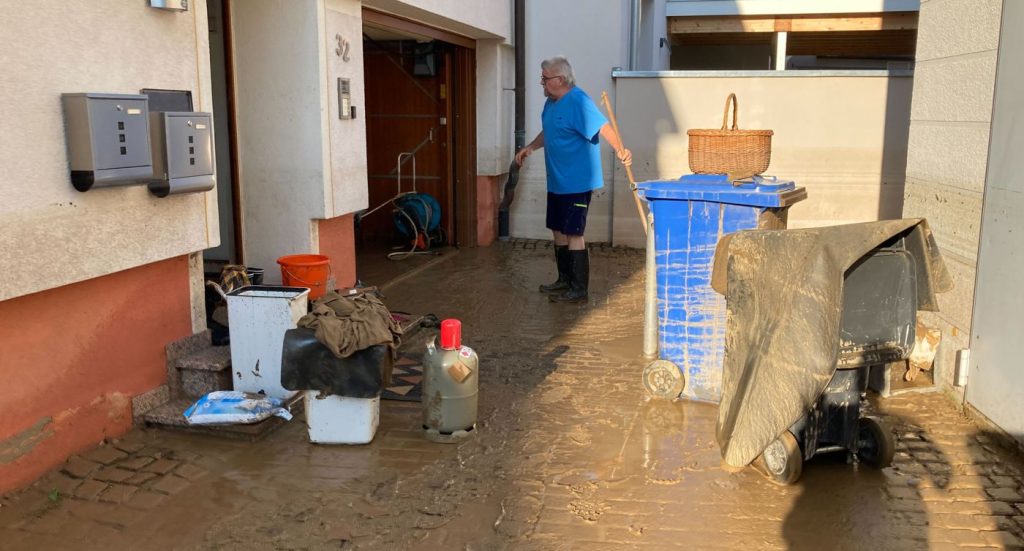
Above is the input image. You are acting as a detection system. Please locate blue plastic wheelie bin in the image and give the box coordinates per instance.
[636,174,807,402]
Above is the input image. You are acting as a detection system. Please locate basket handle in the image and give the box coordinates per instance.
[720,93,739,131]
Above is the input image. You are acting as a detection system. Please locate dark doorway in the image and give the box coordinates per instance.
[361,36,453,244]
[205,0,243,267]
[358,10,476,285]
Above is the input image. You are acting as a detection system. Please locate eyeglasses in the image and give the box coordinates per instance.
[541,75,562,83]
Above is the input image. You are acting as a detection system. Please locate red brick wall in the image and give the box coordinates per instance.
[0,256,193,494]
[318,213,357,289]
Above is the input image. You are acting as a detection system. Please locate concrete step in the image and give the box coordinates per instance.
[143,394,304,442]
[175,346,232,398]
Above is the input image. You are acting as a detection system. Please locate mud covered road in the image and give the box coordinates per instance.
[2,242,1023,550]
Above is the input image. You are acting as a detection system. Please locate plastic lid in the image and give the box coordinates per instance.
[440,319,462,350]
[635,174,805,208]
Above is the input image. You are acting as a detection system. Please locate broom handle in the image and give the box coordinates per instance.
[600,91,647,235]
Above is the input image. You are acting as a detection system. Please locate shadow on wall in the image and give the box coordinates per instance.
[879,75,911,219]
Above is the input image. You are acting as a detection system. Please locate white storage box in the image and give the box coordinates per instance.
[304,391,380,444]
[226,286,309,399]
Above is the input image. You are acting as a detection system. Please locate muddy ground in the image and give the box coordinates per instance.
[2,242,1023,550]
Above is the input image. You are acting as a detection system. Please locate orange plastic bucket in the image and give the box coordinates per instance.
[276,254,332,299]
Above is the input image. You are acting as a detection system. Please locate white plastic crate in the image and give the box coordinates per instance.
[304,391,380,444]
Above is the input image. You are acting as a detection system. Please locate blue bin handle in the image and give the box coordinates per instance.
[731,174,778,188]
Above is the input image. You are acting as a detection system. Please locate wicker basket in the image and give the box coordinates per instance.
[687,93,773,177]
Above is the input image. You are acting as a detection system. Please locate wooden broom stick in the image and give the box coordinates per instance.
[600,91,647,234]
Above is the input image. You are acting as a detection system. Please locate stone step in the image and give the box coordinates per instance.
[143,394,304,442]
[175,346,232,398]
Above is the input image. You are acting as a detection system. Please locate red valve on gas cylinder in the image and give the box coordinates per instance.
[440,319,462,350]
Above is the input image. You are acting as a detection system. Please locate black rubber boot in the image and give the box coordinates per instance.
[550,249,589,303]
[539,245,571,294]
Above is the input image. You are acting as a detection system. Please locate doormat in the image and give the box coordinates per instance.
[382,353,423,402]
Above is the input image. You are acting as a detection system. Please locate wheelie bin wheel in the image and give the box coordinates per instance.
[857,416,895,468]
[642,360,684,399]
[756,431,803,485]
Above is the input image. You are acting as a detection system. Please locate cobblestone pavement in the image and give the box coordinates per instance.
[1,242,1023,550]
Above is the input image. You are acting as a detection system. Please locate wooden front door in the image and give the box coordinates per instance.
[362,39,452,245]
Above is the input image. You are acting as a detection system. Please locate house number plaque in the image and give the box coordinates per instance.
[335,34,351,62]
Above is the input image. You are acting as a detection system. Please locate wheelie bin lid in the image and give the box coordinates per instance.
[636,174,806,208]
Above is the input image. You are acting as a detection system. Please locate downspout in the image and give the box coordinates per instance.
[626,0,656,357]
[498,0,525,239]
[628,0,641,70]
[513,0,525,155]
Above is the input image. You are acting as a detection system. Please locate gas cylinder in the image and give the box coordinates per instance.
[422,319,478,441]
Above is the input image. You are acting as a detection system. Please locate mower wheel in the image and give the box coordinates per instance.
[756,430,803,486]
[857,417,896,468]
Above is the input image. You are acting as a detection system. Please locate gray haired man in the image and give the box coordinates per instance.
[515,56,632,303]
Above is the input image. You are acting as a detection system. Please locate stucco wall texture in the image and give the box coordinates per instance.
[0,0,212,493]
[0,0,216,303]
[231,0,336,283]
[902,0,1003,395]
[0,257,193,494]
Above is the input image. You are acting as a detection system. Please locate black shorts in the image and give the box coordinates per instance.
[546,191,593,236]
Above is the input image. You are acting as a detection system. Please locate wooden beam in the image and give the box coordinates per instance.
[792,13,918,32]
[672,32,774,46]
[786,30,917,57]
[670,12,918,34]
[670,15,775,33]
[362,8,476,50]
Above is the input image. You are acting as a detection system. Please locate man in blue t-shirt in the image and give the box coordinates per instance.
[515,56,632,303]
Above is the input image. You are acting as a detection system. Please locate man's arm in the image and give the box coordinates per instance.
[515,131,544,167]
[599,123,632,166]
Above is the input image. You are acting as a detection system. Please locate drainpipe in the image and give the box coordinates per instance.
[628,0,641,70]
[498,0,525,239]
[513,0,525,154]
[626,0,655,357]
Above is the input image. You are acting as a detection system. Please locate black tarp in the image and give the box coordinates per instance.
[710,219,952,468]
[280,328,387,398]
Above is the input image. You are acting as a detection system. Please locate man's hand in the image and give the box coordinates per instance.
[617,148,633,167]
[515,146,533,167]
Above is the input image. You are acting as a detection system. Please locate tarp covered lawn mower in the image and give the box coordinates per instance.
[711,219,952,485]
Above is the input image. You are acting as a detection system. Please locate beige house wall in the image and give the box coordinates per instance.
[609,72,913,247]
[902,0,1003,395]
[231,0,336,282]
[476,40,516,176]
[0,0,216,302]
